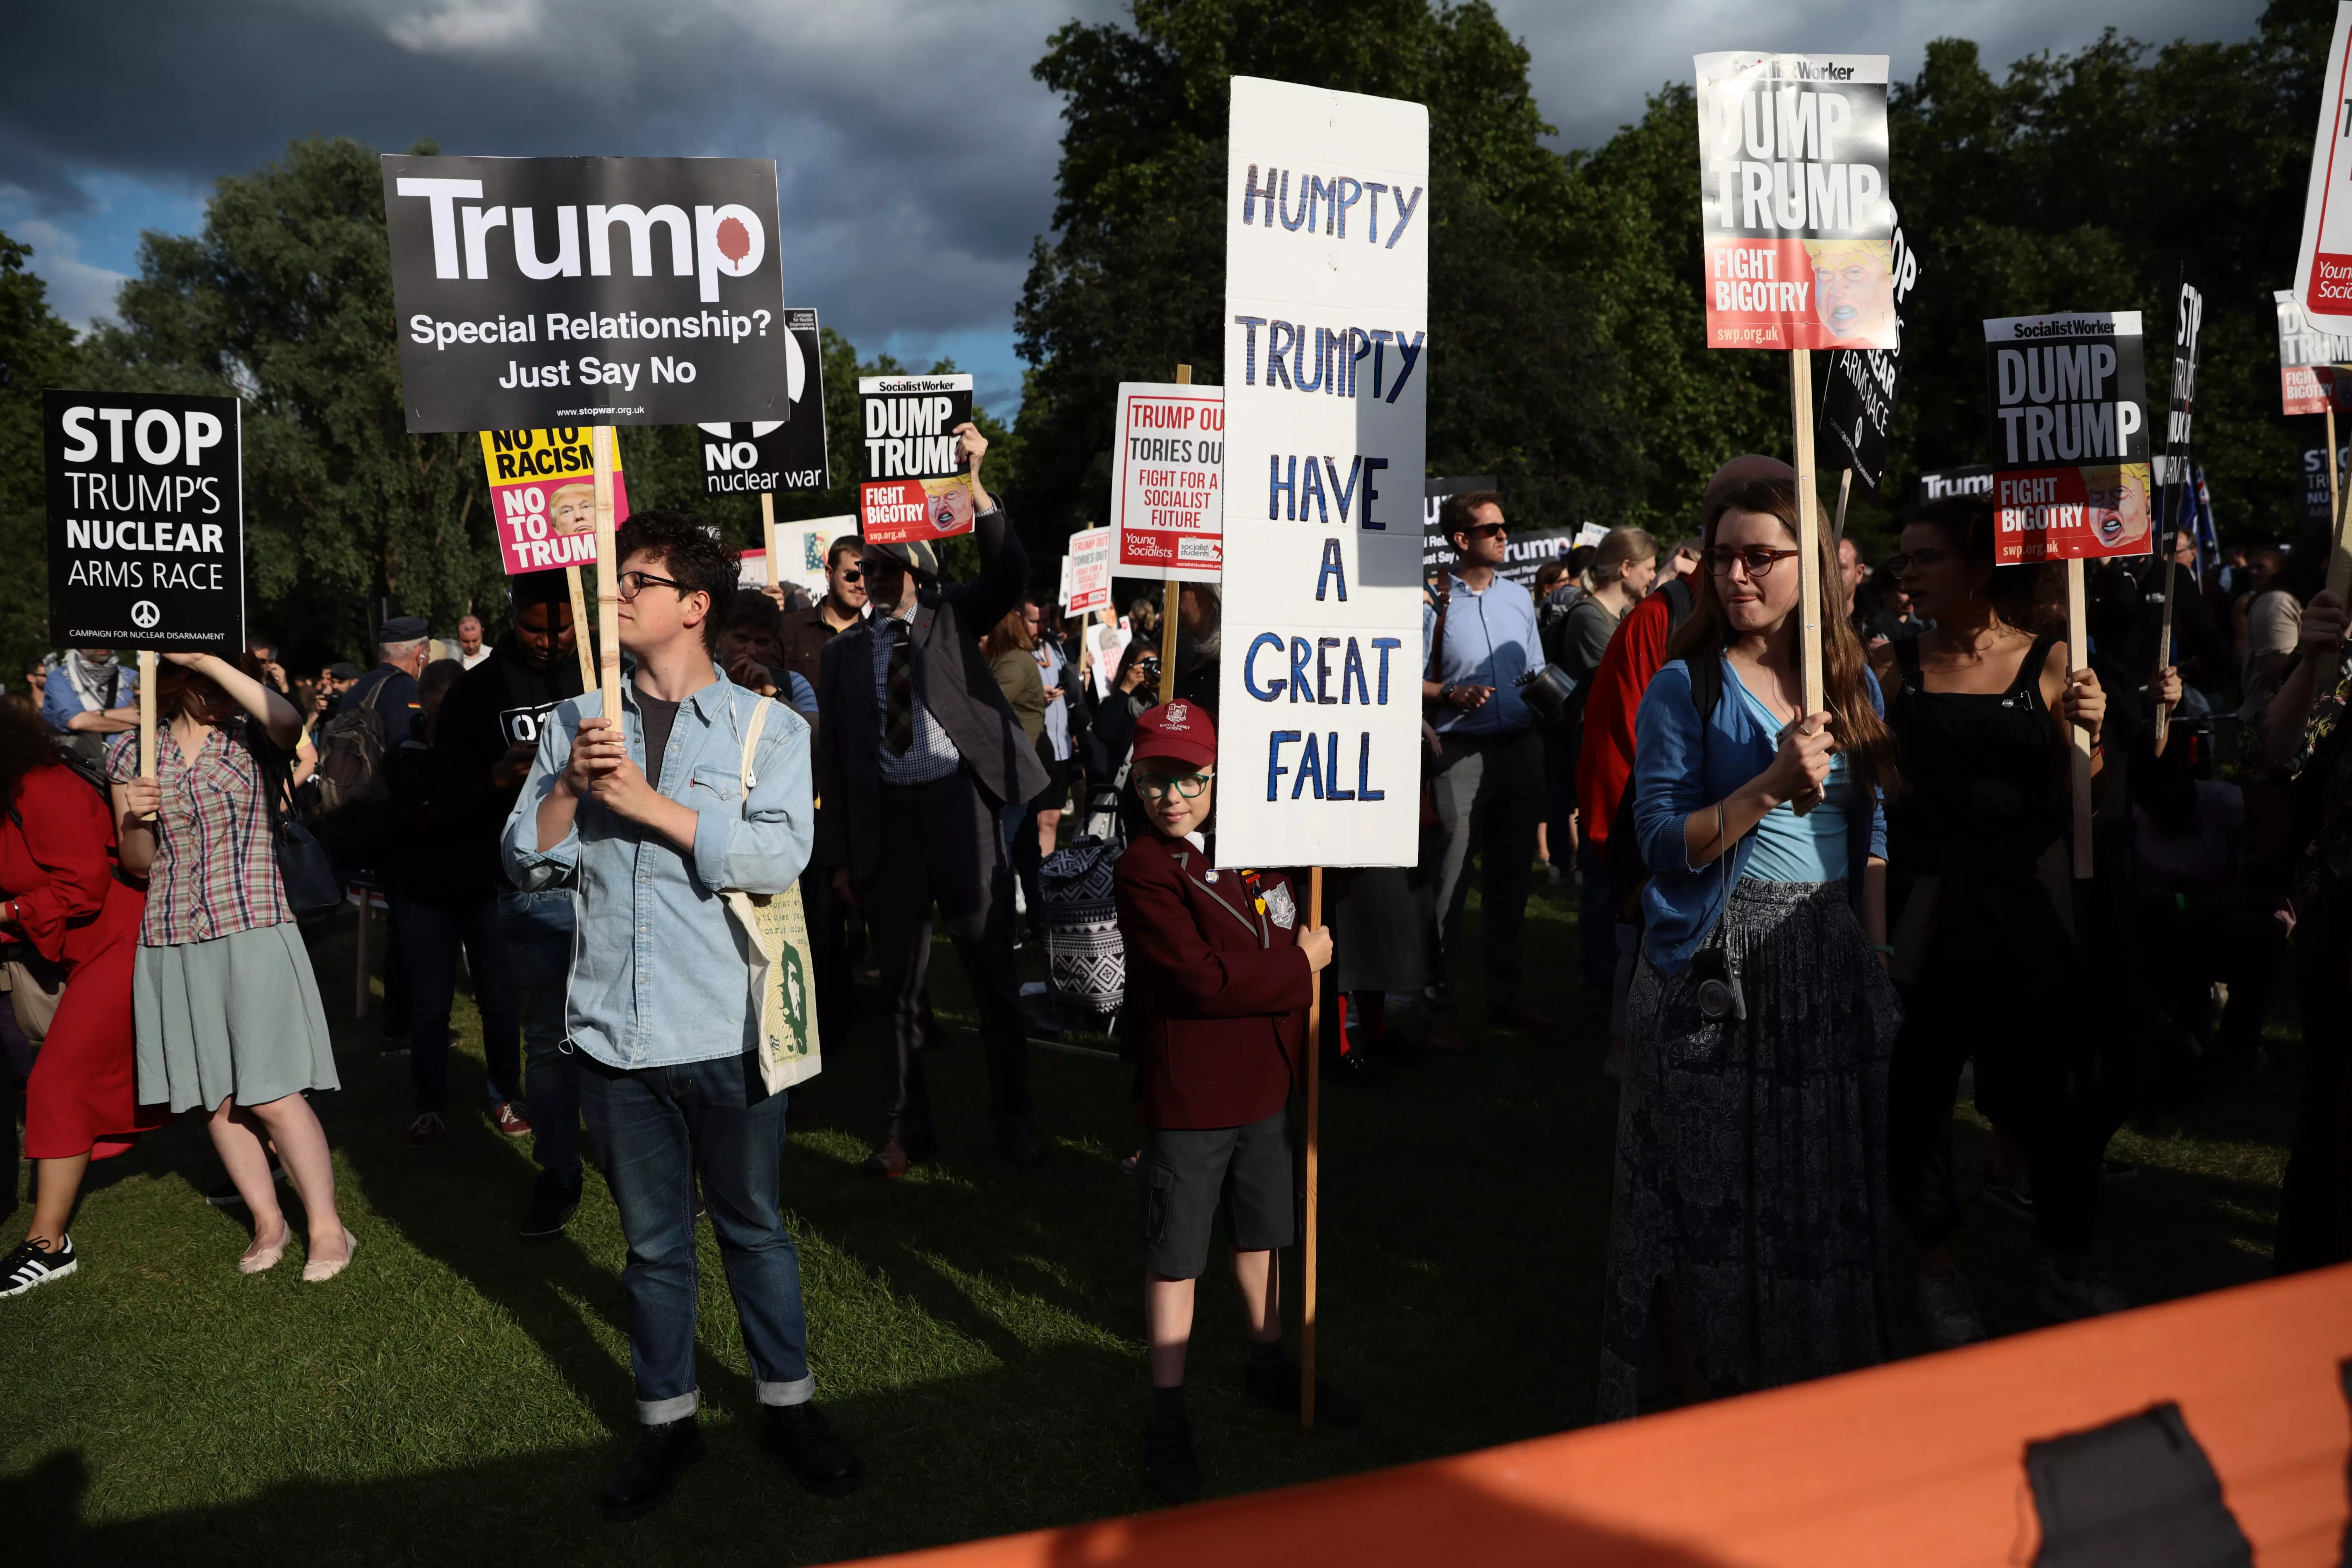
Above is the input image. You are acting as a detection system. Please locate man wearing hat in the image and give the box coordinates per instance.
[813,423,1049,1176]
[1110,700,1350,1503]
[338,614,432,749]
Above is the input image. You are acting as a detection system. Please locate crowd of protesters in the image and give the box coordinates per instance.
[2,422,2348,1518]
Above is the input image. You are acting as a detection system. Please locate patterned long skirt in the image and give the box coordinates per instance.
[1597,878,1902,1420]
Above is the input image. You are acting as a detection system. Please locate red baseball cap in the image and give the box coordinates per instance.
[1132,700,1216,770]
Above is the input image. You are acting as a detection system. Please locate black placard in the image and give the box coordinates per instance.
[699,308,830,495]
[1820,221,1921,496]
[46,390,245,653]
[1420,474,1500,574]
[382,154,791,434]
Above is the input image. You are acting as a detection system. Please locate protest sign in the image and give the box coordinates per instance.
[1066,526,1113,616]
[1218,75,1427,873]
[1419,475,1499,575]
[1914,464,1994,505]
[381,154,790,433]
[478,426,628,573]
[858,373,975,544]
[739,515,857,599]
[46,390,244,654]
[2152,281,2204,737]
[698,307,830,497]
[2294,4,2352,332]
[1980,311,2153,565]
[1089,618,1132,701]
[1693,53,1897,353]
[2275,289,2352,414]
[1111,382,1224,580]
[1819,218,1920,495]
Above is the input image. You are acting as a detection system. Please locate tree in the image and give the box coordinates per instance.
[1015,0,1639,563]
[0,231,85,675]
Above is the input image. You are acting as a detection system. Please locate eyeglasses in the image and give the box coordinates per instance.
[1704,546,1802,578]
[616,570,687,601]
[1136,771,1214,800]
[1888,547,1956,573]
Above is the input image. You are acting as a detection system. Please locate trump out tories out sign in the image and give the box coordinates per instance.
[1216,76,1427,870]
[382,154,792,433]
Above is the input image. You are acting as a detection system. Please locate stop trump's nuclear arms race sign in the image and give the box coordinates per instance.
[381,154,792,433]
[46,390,245,653]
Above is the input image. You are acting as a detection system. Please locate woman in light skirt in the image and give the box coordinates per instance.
[110,651,352,1280]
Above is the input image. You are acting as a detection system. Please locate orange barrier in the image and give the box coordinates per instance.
[841,1265,2352,1568]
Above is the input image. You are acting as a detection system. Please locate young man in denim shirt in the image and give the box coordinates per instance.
[502,509,862,1521]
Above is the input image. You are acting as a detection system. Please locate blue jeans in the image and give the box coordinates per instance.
[397,893,519,1114]
[499,889,581,1181]
[578,1050,814,1424]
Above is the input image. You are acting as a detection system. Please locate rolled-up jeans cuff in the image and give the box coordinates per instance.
[637,1390,699,1425]
[756,1374,815,1408]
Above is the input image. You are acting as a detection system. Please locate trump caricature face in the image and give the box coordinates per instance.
[928,477,975,536]
[2081,464,2151,552]
[1803,238,1897,346]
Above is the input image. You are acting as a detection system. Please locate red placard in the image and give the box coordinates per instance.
[1991,465,2152,565]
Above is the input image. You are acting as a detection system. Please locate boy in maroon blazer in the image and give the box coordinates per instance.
[1111,700,1353,1505]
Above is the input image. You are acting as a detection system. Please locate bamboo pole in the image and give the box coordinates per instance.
[564,566,594,694]
[1790,350,1825,717]
[762,490,780,591]
[591,426,623,720]
[2067,559,2094,880]
[1159,363,1192,706]
[1830,466,1852,548]
[136,649,157,819]
[1301,864,1323,1430]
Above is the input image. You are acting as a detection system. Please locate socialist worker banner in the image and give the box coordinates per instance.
[477,427,629,574]
[1981,312,2152,565]
[382,155,791,433]
[858,373,975,545]
[1694,52,1897,352]
[2275,289,2352,415]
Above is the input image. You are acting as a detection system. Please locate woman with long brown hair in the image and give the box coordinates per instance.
[1598,476,1903,1417]
[0,701,162,1296]
[110,652,352,1281]
[1872,495,2137,1343]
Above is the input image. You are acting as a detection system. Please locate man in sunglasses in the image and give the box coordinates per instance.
[778,534,870,696]
[812,422,1049,1177]
[1420,490,1549,1042]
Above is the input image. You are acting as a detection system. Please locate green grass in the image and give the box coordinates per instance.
[1,875,2299,1564]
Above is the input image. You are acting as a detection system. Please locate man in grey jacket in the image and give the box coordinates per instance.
[815,424,1047,1176]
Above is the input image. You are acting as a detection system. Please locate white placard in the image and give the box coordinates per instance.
[1111,382,1225,580]
[1090,619,1132,702]
[738,514,858,597]
[2296,3,2352,330]
[1067,525,1113,615]
[1215,77,1427,870]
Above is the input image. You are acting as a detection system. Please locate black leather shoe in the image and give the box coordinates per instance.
[998,1126,1044,1167]
[766,1404,865,1497]
[597,1416,704,1522]
[1244,1358,1360,1426]
[519,1171,584,1244]
[1143,1406,1202,1504]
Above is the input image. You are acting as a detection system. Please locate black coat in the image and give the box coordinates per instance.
[814,505,1050,879]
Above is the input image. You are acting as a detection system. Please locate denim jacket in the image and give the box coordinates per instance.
[1631,655,1886,976]
[500,669,814,1069]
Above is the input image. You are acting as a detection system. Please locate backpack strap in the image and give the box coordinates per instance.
[1661,576,1695,643]
[1687,648,1724,726]
[1423,570,1451,683]
[737,695,773,793]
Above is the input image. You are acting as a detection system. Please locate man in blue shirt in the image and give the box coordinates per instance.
[40,647,139,765]
[503,509,863,1521]
[1420,491,1550,1041]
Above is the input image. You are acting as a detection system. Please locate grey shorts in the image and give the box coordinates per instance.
[1139,1110,1295,1280]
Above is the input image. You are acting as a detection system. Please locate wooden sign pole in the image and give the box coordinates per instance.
[1790,350,1825,718]
[1830,466,1853,548]
[2066,559,2095,879]
[1300,864,1323,1430]
[2154,477,2183,742]
[590,426,623,720]
[136,649,157,819]
[1158,363,1193,706]
[564,567,594,694]
[761,490,781,592]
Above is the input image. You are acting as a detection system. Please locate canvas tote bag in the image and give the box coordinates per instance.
[720,700,823,1096]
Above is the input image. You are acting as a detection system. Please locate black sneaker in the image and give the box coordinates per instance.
[204,1157,288,1206]
[597,1416,704,1523]
[1143,1405,1202,1505]
[1,1234,77,1297]
[1243,1355,1360,1426]
[1982,1174,2035,1224]
[519,1171,585,1245]
[764,1404,864,1497]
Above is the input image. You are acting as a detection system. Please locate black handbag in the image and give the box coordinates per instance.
[255,731,342,917]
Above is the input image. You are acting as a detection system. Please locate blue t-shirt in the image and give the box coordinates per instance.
[1726,665,1850,883]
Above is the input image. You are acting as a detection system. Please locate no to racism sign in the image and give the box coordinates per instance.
[477,427,629,574]
[857,373,975,545]
[2275,289,2352,415]
[1110,382,1224,581]
[1981,311,2152,564]
[1694,52,1897,352]
[1819,218,1920,495]
[699,307,830,495]
[46,391,245,652]
[1217,76,1427,870]
[382,154,791,433]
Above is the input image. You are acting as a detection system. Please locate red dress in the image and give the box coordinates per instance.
[4,764,163,1160]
